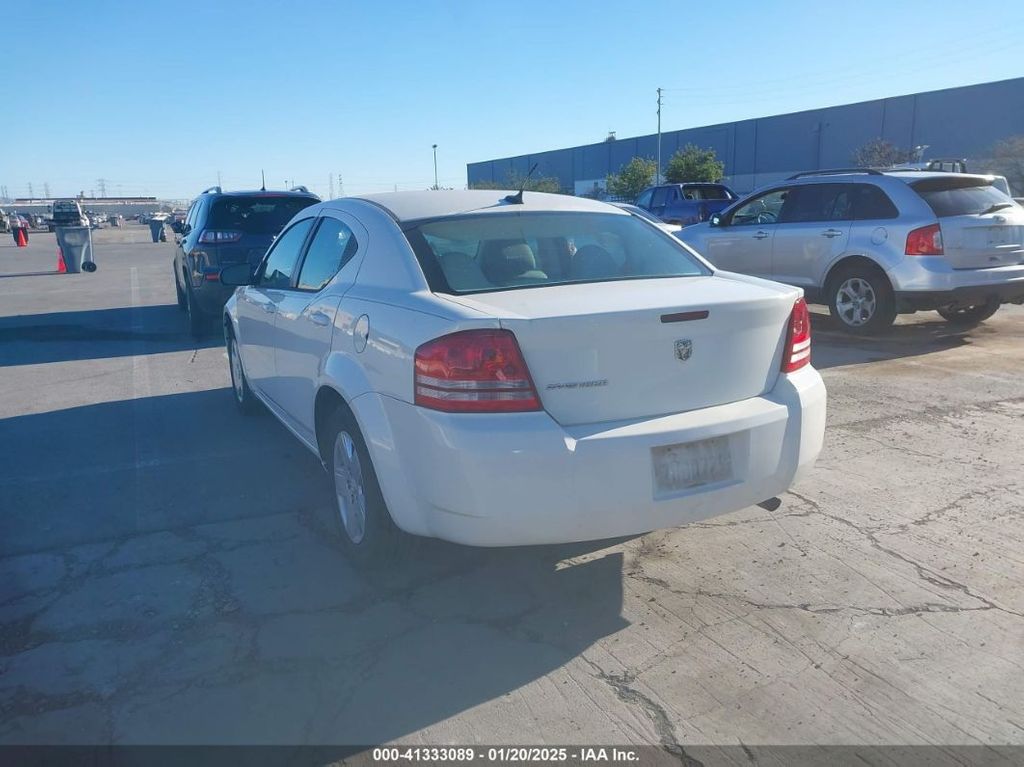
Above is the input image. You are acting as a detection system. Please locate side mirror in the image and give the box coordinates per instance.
[181,224,192,236]
[709,214,722,227]
[220,263,254,287]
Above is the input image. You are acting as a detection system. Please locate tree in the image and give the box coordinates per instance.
[851,138,909,168]
[663,144,725,184]
[606,157,657,201]
[470,172,563,194]
[987,135,1024,196]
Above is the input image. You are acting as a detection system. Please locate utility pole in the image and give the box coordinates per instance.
[338,175,344,197]
[656,87,663,185]
[43,182,50,198]
[28,182,34,199]
[217,171,222,189]
[432,144,439,190]
[97,178,108,197]
[328,173,334,200]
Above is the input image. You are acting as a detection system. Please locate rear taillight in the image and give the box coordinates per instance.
[414,329,541,413]
[782,298,811,373]
[198,229,242,244]
[905,223,943,256]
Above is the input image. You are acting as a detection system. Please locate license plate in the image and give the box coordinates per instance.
[989,227,1011,247]
[652,436,733,496]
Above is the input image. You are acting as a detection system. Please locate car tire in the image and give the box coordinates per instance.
[937,297,1000,327]
[174,267,186,311]
[184,279,206,337]
[827,262,897,335]
[226,332,259,415]
[324,408,405,565]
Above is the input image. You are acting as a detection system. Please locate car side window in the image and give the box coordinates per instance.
[852,184,899,220]
[296,217,359,291]
[650,187,670,208]
[635,189,653,209]
[257,218,314,289]
[729,189,788,225]
[780,184,853,223]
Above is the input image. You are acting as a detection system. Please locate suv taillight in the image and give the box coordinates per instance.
[414,329,541,413]
[782,298,811,373]
[905,223,943,256]
[198,229,242,244]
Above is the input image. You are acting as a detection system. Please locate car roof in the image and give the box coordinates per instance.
[206,189,318,198]
[349,190,622,223]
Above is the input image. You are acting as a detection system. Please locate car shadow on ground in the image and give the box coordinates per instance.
[0,388,628,744]
[808,309,995,370]
[0,304,221,367]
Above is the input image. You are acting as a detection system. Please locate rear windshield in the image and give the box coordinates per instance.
[912,178,1014,217]
[207,196,316,234]
[405,211,710,295]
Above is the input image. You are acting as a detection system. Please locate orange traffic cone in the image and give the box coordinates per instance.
[56,247,67,274]
[15,229,27,247]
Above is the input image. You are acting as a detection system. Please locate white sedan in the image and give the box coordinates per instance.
[221,191,826,559]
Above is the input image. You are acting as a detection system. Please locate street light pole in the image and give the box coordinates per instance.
[432,144,439,190]
[656,87,663,185]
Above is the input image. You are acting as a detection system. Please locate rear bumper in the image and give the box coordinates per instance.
[355,366,826,547]
[191,281,235,314]
[889,258,1024,309]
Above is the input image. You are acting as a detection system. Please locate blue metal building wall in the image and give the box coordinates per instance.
[466,77,1024,196]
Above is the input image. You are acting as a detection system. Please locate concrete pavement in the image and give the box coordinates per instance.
[1,225,1022,749]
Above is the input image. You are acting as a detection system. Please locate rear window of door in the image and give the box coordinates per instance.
[257,218,314,289]
[851,184,899,220]
[780,184,853,223]
[911,178,1014,217]
[209,195,317,235]
[635,189,654,208]
[296,217,359,291]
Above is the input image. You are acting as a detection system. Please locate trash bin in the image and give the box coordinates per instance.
[55,226,93,274]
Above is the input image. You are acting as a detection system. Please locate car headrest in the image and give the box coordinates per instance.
[480,240,537,284]
[571,244,618,280]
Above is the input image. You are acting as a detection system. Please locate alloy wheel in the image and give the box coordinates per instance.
[835,277,877,328]
[333,431,367,544]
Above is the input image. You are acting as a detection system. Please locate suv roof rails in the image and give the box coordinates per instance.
[289,185,311,194]
[788,168,883,180]
[201,186,222,195]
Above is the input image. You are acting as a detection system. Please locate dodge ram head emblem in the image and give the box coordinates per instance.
[674,339,693,362]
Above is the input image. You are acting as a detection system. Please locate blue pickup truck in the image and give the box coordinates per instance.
[635,183,738,227]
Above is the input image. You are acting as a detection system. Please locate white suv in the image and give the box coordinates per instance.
[678,169,1024,333]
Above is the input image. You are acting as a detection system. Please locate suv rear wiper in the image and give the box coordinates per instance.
[981,202,1014,214]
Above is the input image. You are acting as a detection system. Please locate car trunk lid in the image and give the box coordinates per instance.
[444,277,797,427]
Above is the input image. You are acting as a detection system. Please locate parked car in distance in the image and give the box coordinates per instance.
[635,182,738,227]
[678,169,1024,334]
[174,186,319,336]
[49,199,86,230]
[611,202,682,234]
[220,190,826,561]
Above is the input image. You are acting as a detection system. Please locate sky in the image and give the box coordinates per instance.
[6,0,1024,201]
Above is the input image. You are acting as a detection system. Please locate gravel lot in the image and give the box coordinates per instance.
[1,225,1022,750]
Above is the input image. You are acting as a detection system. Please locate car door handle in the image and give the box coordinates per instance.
[262,303,277,314]
[308,311,331,327]
[753,230,770,240]
[822,229,844,238]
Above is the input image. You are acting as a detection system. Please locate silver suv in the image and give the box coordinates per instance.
[678,169,1024,333]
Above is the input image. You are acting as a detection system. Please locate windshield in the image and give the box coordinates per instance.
[207,195,317,234]
[405,211,709,295]
[912,178,1014,217]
